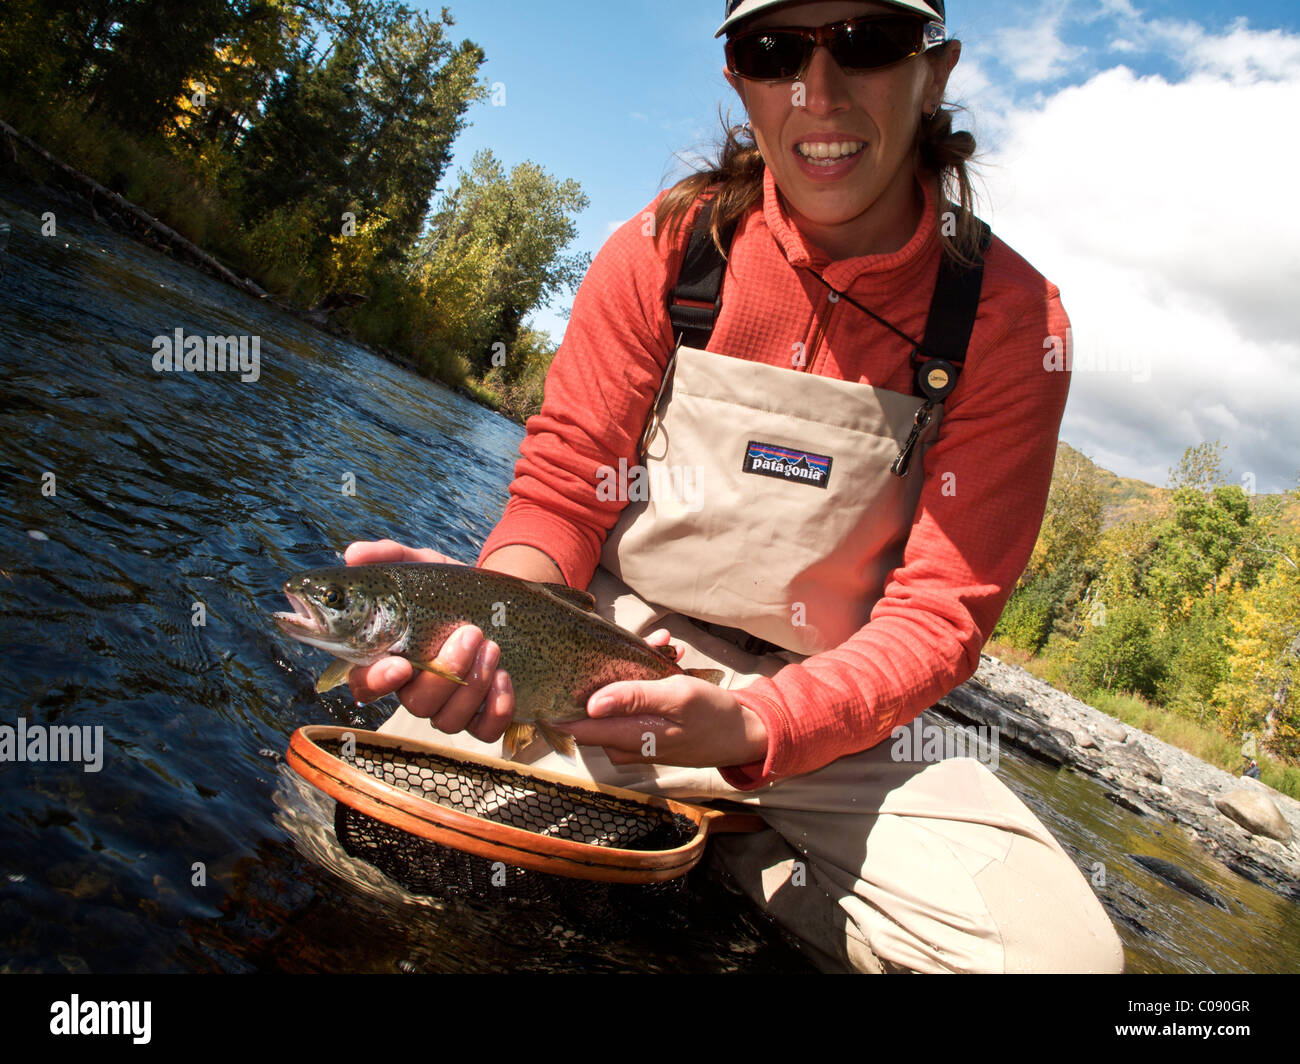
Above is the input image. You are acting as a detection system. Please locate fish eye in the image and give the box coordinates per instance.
[323,586,345,609]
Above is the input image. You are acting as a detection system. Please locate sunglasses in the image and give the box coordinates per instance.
[725,14,947,82]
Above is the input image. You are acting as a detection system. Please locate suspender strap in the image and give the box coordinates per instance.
[668,198,740,349]
[911,218,992,402]
[667,197,993,401]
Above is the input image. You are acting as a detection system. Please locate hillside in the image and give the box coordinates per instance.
[1055,441,1299,532]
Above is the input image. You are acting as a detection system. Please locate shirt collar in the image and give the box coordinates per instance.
[760,166,941,286]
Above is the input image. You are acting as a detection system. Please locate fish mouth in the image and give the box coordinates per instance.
[274,590,325,638]
[273,588,382,662]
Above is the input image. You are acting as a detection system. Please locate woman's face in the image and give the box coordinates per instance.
[724,0,959,256]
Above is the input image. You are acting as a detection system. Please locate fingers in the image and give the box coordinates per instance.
[643,628,684,662]
[344,539,463,566]
[560,715,672,753]
[586,675,692,718]
[348,656,414,702]
[392,625,485,718]
[467,671,514,744]
[347,625,512,744]
[425,634,501,736]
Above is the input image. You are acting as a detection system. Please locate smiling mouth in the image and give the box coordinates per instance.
[796,140,866,165]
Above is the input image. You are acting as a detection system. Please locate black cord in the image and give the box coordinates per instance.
[799,265,922,354]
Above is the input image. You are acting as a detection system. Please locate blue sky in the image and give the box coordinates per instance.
[419,1,1300,492]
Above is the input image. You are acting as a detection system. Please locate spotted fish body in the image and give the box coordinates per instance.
[274,562,722,756]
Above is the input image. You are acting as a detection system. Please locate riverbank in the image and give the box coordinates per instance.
[0,117,548,423]
[937,653,1300,902]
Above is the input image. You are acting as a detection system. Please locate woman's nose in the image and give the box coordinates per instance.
[796,45,854,113]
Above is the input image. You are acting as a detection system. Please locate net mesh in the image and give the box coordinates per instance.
[323,737,698,910]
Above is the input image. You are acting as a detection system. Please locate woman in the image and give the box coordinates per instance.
[346,0,1124,973]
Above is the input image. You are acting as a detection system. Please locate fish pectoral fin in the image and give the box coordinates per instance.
[411,659,468,685]
[537,583,598,612]
[316,658,356,693]
[535,721,577,761]
[503,722,535,760]
[686,668,725,686]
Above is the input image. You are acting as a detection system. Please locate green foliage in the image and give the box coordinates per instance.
[1154,600,1232,726]
[993,566,1077,653]
[478,326,556,421]
[1146,482,1254,613]
[235,0,485,274]
[1029,443,1104,578]
[1067,599,1168,700]
[1214,539,1300,761]
[415,150,590,374]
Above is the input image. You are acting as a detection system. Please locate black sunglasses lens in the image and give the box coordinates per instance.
[728,32,809,80]
[832,17,924,71]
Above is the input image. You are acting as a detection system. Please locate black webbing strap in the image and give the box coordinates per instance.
[910,218,993,401]
[668,199,993,400]
[667,198,739,350]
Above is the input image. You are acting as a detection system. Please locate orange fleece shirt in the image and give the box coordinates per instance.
[479,168,1071,788]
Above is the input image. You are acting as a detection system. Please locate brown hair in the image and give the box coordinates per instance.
[654,43,981,264]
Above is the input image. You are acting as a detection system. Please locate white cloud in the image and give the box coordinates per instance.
[994,11,1074,83]
[976,26,1300,492]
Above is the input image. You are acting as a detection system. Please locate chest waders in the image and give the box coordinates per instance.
[599,197,992,663]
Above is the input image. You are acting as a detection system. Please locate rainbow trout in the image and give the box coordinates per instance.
[274,563,723,757]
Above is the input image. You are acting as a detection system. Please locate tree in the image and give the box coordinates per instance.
[1146,443,1255,615]
[83,0,240,135]
[233,0,485,294]
[1026,444,1104,579]
[1068,599,1168,700]
[1214,536,1300,759]
[413,149,589,374]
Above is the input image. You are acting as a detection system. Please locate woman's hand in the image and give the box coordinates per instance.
[558,673,769,769]
[342,539,515,744]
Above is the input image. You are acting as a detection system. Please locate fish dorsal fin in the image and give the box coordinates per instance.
[539,583,597,612]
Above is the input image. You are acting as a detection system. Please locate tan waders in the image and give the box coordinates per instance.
[380,342,1125,973]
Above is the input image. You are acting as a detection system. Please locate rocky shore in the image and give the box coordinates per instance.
[934,654,1300,902]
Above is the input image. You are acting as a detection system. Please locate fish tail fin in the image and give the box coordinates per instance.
[411,659,468,685]
[686,668,725,686]
[503,722,535,760]
[536,721,578,762]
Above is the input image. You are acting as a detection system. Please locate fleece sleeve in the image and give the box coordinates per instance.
[477,195,690,584]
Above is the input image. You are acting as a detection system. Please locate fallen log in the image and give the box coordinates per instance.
[0,117,269,302]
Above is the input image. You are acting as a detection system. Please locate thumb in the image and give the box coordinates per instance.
[587,677,684,718]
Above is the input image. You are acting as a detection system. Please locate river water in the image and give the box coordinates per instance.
[1,181,1296,974]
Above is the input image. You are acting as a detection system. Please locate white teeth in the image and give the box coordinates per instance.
[797,140,864,163]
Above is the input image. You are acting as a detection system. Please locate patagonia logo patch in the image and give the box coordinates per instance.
[742,441,832,488]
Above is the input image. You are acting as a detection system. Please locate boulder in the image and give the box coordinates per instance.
[1106,741,1164,784]
[1213,789,1293,843]
[1097,720,1128,743]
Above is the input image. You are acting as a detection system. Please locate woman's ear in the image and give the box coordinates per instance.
[723,64,746,102]
[925,40,962,111]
